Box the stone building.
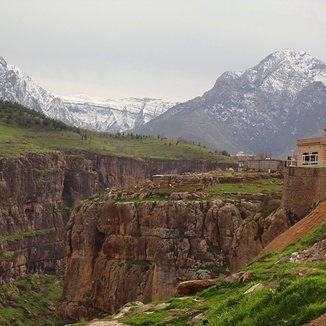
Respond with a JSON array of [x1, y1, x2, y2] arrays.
[[297, 127, 326, 167], [282, 127, 326, 218]]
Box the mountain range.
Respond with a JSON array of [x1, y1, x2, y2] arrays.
[[0, 57, 176, 133], [1, 49, 326, 157]]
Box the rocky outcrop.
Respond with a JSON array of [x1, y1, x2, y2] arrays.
[[176, 279, 220, 295], [0, 152, 227, 285], [228, 207, 295, 272], [57, 196, 244, 321]]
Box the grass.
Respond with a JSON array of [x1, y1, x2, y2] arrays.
[[0, 274, 67, 326], [201, 275, 326, 326], [0, 101, 236, 163], [0, 123, 235, 162], [207, 177, 282, 197], [0, 229, 49, 242]]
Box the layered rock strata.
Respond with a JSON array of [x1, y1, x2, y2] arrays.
[[0, 152, 228, 285], [57, 196, 242, 320], [57, 181, 291, 321]]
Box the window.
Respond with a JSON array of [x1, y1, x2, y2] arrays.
[[302, 152, 318, 165]]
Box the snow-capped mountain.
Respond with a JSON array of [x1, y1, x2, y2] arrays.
[[0, 57, 73, 124], [132, 49, 326, 157], [0, 57, 176, 132], [61, 95, 177, 133]]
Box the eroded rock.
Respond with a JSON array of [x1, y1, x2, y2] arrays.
[[176, 279, 219, 295]]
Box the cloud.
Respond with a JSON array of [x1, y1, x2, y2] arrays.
[[1, 0, 326, 101]]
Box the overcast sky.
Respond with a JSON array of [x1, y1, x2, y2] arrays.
[[1, 0, 325, 101]]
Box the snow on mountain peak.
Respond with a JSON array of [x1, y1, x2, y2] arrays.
[[0, 56, 177, 133], [257, 49, 326, 77], [61, 95, 177, 132], [0, 57, 7, 68], [239, 49, 326, 94]]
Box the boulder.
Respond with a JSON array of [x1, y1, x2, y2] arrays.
[[176, 279, 219, 295]]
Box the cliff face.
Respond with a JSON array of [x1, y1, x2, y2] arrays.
[[57, 196, 243, 320], [0, 153, 67, 284], [57, 175, 289, 321], [228, 207, 296, 272], [0, 152, 227, 285]]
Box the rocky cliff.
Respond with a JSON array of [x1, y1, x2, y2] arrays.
[[0, 152, 227, 285], [57, 196, 239, 320], [57, 172, 292, 321], [228, 207, 298, 272]]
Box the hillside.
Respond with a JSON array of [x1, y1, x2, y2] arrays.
[[55, 169, 326, 326], [0, 100, 235, 164]]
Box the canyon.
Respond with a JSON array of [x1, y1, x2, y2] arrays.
[[0, 152, 230, 286], [1, 149, 322, 323], [56, 171, 296, 321]]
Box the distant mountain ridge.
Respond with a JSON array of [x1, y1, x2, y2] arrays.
[[2, 50, 326, 158], [131, 49, 326, 157], [61, 94, 176, 133], [0, 57, 176, 132]]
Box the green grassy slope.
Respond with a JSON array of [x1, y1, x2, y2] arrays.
[[0, 275, 66, 326], [0, 100, 236, 163]]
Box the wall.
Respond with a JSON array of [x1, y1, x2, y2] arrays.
[[281, 167, 326, 218], [239, 159, 284, 172]]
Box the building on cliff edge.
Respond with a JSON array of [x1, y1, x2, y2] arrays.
[[297, 127, 326, 167], [282, 127, 326, 218]]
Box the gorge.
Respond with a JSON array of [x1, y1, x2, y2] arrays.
[[0, 151, 231, 286], [56, 171, 294, 321]]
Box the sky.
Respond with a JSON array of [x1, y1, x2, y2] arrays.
[[1, 0, 326, 102]]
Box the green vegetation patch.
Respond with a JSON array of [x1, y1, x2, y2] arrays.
[[208, 176, 282, 197], [0, 100, 236, 163], [119, 297, 199, 326], [202, 275, 326, 326], [0, 229, 49, 242], [0, 274, 66, 326]]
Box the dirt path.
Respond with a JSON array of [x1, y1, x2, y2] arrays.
[[303, 313, 326, 326]]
